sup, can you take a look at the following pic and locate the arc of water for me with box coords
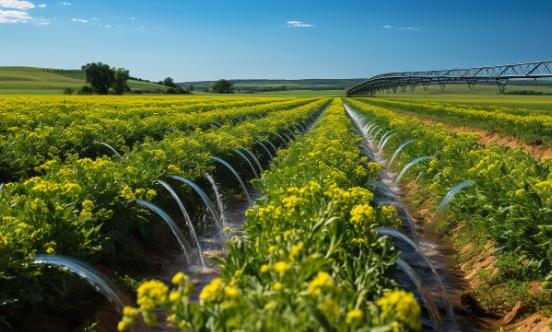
[435,180,475,220]
[396,259,443,332]
[272,132,288,145]
[379,134,397,153]
[284,128,296,138]
[378,130,394,149]
[376,228,457,330]
[256,141,274,159]
[156,180,206,267]
[170,176,222,232]
[233,149,259,179]
[281,132,292,143]
[263,139,278,154]
[0,183,4,191]
[371,128,384,142]
[33,254,129,312]
[363,123,376,136]
[367,124,380,138]
[98,142,122,159]
[212,156,252,202]
[205,173,227,229]
[387,139,415,170]
[395,156,434,185]
[239,146,263,173]
[132,199,193,264]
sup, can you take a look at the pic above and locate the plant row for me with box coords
[119,99,422,331]
[362,98,552,146]
[0,99,328,310]
[0,97,317,182]
[347,98,552,307]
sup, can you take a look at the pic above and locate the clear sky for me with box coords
[1,0,551,81]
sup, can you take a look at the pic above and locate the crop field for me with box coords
[1,93,552,332]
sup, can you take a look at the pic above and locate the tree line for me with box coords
[65,62,234,95]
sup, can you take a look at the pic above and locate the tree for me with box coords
[188,84,194,91]
[78,86,94,95]
[82,62,115,94]
[211,79,234,93]
[163,77,177,88]
[112,68,130,95]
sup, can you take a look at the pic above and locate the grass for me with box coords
[376,83,552,109]
[0,66,166,94]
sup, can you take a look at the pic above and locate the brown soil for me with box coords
[417,118,552,159]
[402,181,552,331]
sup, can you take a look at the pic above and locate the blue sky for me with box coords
[1,0,551,81]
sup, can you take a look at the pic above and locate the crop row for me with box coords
[0,98,317,182]
[118,99,422,331]
[347,99,552,304]
[0,95,286,131]
[362,98,552,146]
[383,97,552,116]
[0,99,328,308]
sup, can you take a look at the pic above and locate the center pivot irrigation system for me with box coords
[346,60,552,96]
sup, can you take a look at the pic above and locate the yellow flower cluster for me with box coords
[199,278,223,303]
[377,289,422,331]
[307,271,334,296]
[350,204,376,225]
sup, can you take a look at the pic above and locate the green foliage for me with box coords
[112,68,130,95]
[78,85,94,95]
[0,96,327,318]
[81,62,114,94]
[211,79,234,93]
[162,77,177,88]
[119,100,422,331]
[348,98,552,294]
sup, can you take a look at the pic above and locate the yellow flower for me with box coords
[345,309,364,325]
[120,185,136,201]
[377,290,421,331]
[273,282,283,291]
[260,264,270,273]
[146,189,157,200]
[171,272,187,285]
[224,286,240,299]
[169,290,181,302]
[117,318,133,332]
[82,199,94,211]
[167,164,182,174]
[307,271,334,296]
[199,278,223,303]
[63,182,82,194]
[46,247,55,254]
[350,204,375,225]
[0,233,8,249]
[122,306,139,318]
[514,189,526,198]
[137,280,168,310]
[290,241,304,259]
[272,261,290,276]
[268,245,277,253]
[282,195,301,210]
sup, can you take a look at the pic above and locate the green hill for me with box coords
[179,78,366,93]
[0,66,166,94]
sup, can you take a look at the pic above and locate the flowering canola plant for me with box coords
[120,99,421,331]
[347,98,552,308]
